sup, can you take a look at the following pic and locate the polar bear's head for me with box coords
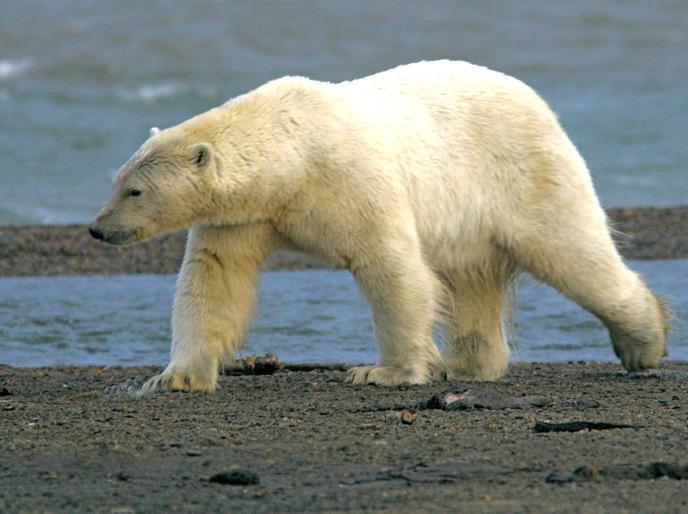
[89,127,219,245]
[91,83,312,245]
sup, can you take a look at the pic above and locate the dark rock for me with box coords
[0,387,10,396]
[546,462,688,483]
[418,387,550,411]
[545,472,575,484]
[208,470,260,486]
[639,462,688,480]
[230,354,283,375]
[534,421,636,433]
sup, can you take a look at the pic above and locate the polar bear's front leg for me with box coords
[346,241,443,386]
[140,224,276,394]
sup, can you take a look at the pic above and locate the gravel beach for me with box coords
[1,362,687,513]
[1,206,687,277]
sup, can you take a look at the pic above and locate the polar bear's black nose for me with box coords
[89,225,104,241]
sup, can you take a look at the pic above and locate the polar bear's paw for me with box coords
[138,369,216,394]
[345,365,431,386]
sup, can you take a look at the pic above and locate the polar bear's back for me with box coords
[338,60,553,123]
[345,60,529,96]
[330,60,567,171]
[324,61,593,255]
[248,61,593,255]
[329,60,578,193]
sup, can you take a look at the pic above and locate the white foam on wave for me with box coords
[0,58,33,80]
[115,82,217,103]
[116,82,185,103]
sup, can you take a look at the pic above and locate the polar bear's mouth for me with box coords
[101,228,139,246]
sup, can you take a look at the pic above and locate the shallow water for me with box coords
[0,0,687,225]
[0,260,685,367]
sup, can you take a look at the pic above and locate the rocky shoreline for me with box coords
[0,206,686,277]
[1,362,687,512]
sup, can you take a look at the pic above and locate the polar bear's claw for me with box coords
[138,371,215,394]
[346,366,376,385]
[346,365,431,386]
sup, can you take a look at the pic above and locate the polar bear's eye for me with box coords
[130,189,142,197]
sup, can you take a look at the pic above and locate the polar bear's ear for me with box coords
[191,143,213,169]
[149,126,161,137]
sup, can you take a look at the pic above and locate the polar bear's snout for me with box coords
[89,209,139,246]
[88,221,137,245]
[88,225,104,241]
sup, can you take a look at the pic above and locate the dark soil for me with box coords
[1,206,687,276]
[0,227,323,277]
[1,362,687,513]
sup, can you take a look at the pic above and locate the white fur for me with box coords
[91,60,669,393]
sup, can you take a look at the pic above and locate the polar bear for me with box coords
[90,60,669,392]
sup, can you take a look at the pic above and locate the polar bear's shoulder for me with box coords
[221,75,335,113]
[346,60,520,88]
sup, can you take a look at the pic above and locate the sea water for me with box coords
[0,0,687,225]
[0,261,685,367]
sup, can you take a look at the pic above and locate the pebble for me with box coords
[400,409,417,425]
[208,470,260,486]
[418,387,550,411]
[534,420,636,433]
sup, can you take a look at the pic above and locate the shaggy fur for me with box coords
[90,60,669,392]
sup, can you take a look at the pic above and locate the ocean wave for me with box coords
[116,82,184,103]
[115,82,216,103]
[0,58,33,80]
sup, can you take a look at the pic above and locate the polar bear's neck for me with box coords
[180,77,322,168]
[175,77,326,220]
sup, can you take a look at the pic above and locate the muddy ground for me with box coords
[1,362,687,513]
[1,206,687,276]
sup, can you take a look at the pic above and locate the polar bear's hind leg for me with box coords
[505,196,669,372]
[440,255,516,381]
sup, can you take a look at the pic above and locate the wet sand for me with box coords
[1,362,687,513]
[1,206,687,276]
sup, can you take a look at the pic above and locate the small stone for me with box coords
[208,470,260,486]
[111,507,135,514]
[545,472,575,484]
[186,449,202,457]
[237,354,283,375]
[418,387,549,411]
[0,387,10,397]
[400,409,417,425]
[534,420,635,433]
